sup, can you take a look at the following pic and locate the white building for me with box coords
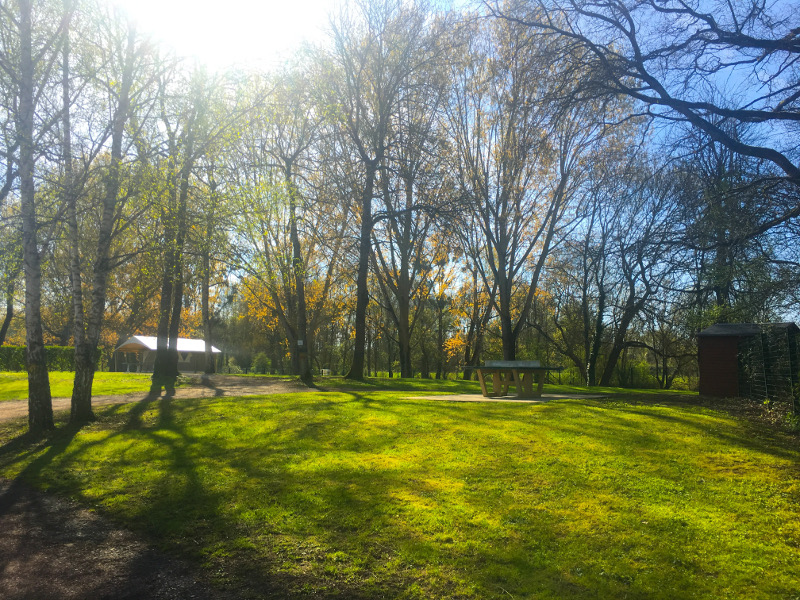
[114,335,221,372]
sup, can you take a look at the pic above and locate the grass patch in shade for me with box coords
[0,387,797,599]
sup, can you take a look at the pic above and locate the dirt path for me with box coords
[0,375,310,422]
[0,478,240,600]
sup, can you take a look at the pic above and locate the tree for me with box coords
[257,67,323,384]
[194,161,228,375]
[65,5,161,422]
[678,127,792,327]
[451,259,496,379]
[326,0,440,379]
[490,1,800,197]
[535,192,614,385]
[0,211,22,345]
[229,141,349,383]
[598,169,679,385]
[1,0,70,432]
[447,15,610,360]
[370,46,448,378]
[150,68,247,395]
[641,296,696,390]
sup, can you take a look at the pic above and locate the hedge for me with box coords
[0,345,75,371]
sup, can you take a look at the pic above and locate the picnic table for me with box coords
[476,360,563,399]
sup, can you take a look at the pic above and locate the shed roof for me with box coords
[698,322,799,337]
[115,335,221,353]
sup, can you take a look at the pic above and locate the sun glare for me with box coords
[109,0,332,71]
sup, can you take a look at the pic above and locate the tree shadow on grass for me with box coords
[557,398,800,463]
[0,398,244,598]
[4,392,798,599]
[0,420,84,584]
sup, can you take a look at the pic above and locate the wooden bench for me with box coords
[476,360,563,399]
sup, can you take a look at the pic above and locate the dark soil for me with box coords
[0,478,240,600]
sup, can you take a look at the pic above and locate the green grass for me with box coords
[318,375,486,394]
[0,371,152,401]
[308,374,696,397]
[0,386,797,599]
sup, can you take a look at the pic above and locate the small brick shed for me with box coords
[698,323,799,404]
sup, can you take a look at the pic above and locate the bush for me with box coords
[223,357,244,375]
[252,352,270,374]
[0,345,75,371]
[0,346,25,371]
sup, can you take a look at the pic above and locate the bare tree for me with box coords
[326,0,440,379]
[447,16,608,360]
[258,68,322,384]
[489,1,800,193]
[229,88,349,382]
[146,67,253,394]
[370,45,448,378]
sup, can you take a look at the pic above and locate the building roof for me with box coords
[115,335,221,353]
[698,322,799,337]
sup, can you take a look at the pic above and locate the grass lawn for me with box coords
[256,373,698,397]
[0,371,152,401]
[0,386,798,599]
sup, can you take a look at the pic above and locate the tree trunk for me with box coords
[385,322,393,378]
[366,321,372,377]
[500,312,516,361]
[462,269,484,379]
[586,286,606,387]
[201,248,214,374]
[64,0,85,395]
[397,298,413,378]
[151,233,175,393]
[71,24,135,423]
[599,301,642,386]
[420,346,430,379]
[435,298,444,379]
[0,278,16,344]
[152,119,195,396]
[201,174,216,375]
[345,161,376,380]
[18,0,53,433]
[286,164,312,384]
[496,263,517,360]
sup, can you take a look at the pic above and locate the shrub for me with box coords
[0,346,25,371]
[252,352,270,374]
[223,357,243,375]
[0,345,75,371]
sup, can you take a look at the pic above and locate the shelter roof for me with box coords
[115,335,221,353]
